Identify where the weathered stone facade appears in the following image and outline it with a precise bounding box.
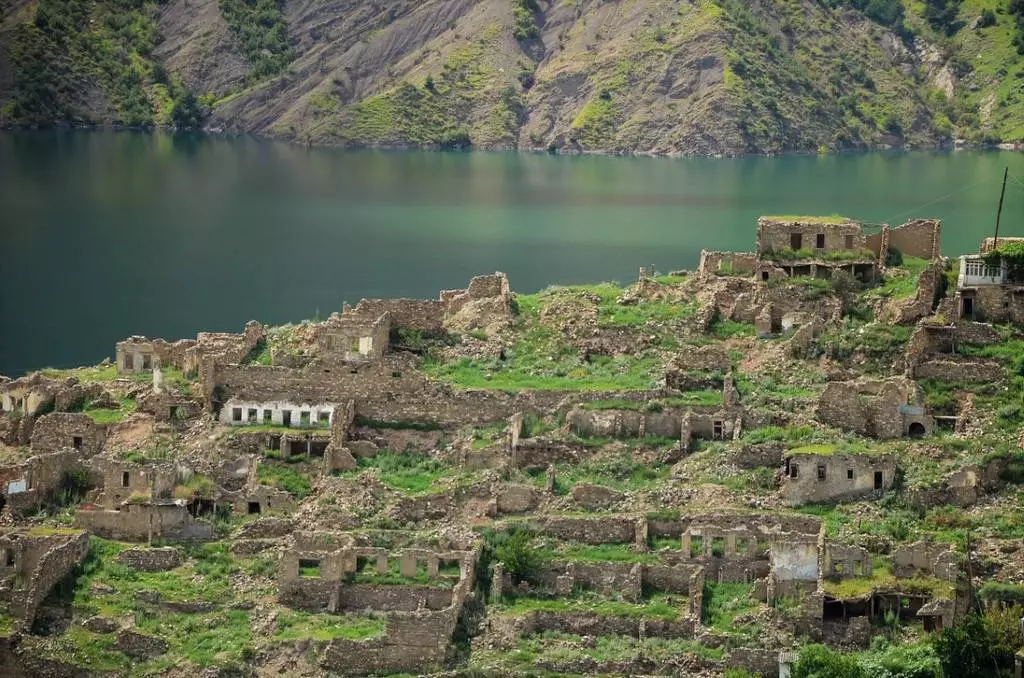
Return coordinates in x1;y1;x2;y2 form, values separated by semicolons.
757;217;867;256
781;453;896;506
0;529;89;629
316;311;391;363
816;377;931;439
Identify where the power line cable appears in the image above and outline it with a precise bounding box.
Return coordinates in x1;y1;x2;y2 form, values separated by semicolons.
881;181;981;224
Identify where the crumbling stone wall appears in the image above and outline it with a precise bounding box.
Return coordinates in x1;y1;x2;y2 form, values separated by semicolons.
30;412;105;457
115;547;182;572
912;357;1004;382
343;298;445;332
824;544;872;579
1;450;85;514
321;608;459;675
75;501;215;541
0;530;89;628
182;321;265;375
317;312;391;363
781;453;896;506
892;541;961;581
866;219;942;261
530;516;641;545
698;250;758;277
816;377;929;439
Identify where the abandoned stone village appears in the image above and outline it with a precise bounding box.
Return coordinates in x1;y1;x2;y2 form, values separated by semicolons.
2;216;1024;677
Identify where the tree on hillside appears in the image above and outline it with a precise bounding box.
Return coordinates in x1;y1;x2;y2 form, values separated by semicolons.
922;0;962;34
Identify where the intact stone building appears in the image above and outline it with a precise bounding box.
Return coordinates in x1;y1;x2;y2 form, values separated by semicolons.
782;452;897;506
954;237;1024;323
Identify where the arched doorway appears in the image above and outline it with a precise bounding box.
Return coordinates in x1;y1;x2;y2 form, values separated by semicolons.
908;422;926;438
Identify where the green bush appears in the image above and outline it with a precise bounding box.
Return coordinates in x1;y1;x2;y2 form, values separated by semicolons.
932;611;1021;676
480;525;541;588
858;637;941;678
793;644;864;678
885;246;903;267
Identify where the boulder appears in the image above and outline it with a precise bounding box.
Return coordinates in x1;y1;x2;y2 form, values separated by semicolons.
115;547;182;572
114;630;168;659
571;483;624;510
495;484;539;514
83;616;118;634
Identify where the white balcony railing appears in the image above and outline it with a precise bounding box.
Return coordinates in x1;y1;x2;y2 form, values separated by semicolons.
961;256;1006;286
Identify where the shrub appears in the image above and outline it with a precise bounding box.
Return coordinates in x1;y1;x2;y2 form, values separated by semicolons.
792;644;864;678
480;525;541;587
978;8;996;28
932;612;1020;676
885;246;903;267
858;637;941;678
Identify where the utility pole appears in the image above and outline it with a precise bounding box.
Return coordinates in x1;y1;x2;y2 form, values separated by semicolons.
994;166;1008;250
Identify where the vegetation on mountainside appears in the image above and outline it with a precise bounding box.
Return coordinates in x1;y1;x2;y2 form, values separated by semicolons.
218;0;293;81
2;0;206;127
3;0;1024;147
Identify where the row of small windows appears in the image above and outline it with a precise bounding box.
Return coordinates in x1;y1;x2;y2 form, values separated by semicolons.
789;233;855;250
789;463;885;489
231;407;330;427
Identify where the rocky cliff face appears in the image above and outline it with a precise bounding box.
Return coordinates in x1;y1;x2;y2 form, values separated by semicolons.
1;0;1022;155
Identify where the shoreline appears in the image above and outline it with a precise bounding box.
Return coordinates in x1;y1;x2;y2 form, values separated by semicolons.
2;122;1023;157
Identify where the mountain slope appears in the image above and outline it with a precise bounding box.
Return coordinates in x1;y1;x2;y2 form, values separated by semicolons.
0;0;1022;154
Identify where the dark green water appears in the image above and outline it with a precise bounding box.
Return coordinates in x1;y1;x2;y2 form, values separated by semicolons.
1;130;1023;376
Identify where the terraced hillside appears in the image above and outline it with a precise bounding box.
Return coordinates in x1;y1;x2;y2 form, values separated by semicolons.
0;0;1022;153
1;223;1024;676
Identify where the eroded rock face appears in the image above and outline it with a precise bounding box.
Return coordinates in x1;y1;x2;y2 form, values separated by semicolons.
115;547;183;572
495;484;539;514
571;483;623;510
114;630;169;659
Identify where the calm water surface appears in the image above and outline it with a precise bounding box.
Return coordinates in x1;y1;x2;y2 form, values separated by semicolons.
2;130;1023;375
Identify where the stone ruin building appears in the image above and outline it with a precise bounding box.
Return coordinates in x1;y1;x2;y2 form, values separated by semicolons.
698;216;941;284
952;236;1024;323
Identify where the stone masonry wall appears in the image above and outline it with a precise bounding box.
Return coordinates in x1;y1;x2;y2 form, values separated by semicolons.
782;453;896;506
30;413;105;457
757;218;865;254
343;299;445;332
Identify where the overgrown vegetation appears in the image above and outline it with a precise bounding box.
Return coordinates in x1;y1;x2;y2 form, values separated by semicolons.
218;0;294;81
5;0;207;127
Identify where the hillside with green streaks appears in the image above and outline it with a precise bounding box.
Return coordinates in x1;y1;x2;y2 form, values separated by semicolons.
1;0;1022;154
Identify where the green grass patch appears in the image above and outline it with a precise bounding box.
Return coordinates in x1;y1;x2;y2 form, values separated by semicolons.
256;463;311;499
40;364;119;382
496;592;682;621
83;396;136;425
538;542;662;564
701;582;759;635
339;450;456;494
274;610;385;641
